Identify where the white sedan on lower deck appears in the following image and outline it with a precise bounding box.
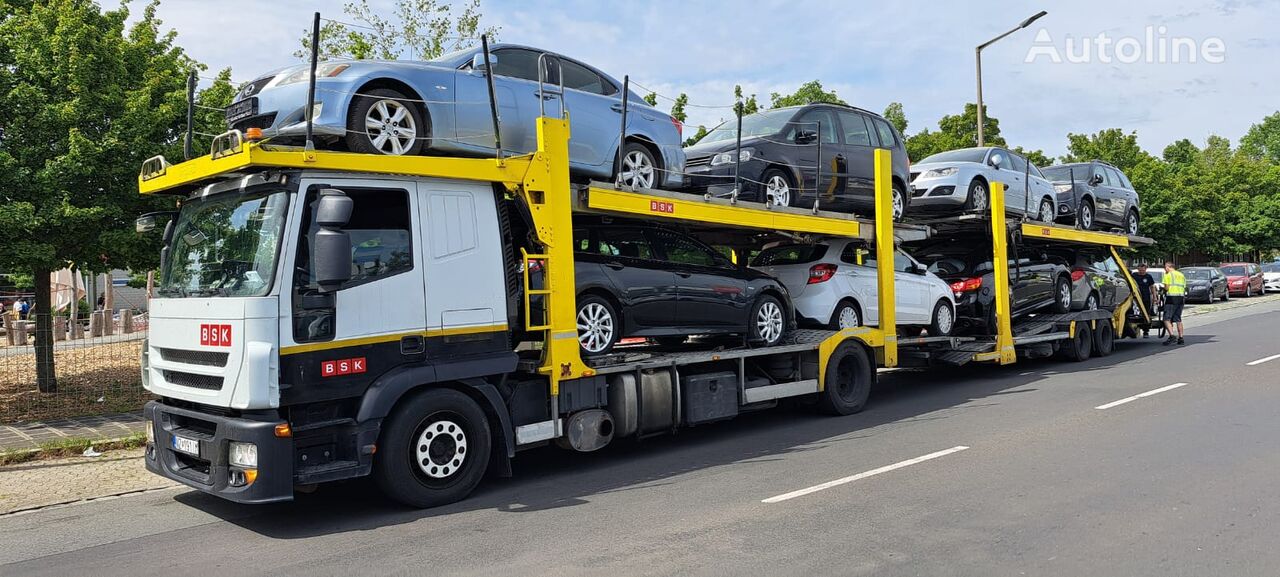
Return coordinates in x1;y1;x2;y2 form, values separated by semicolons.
751;239;957;335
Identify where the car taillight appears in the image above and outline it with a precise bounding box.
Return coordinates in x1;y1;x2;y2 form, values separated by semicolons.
949;277;982;293
1071;267;1086;282
671;116;683;137
808;263;837;284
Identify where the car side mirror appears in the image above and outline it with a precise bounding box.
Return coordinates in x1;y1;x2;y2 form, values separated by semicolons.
795;130;817;144
1089;173;1103;186
313;189;354;292
471;52;496;72
988;153;1004;168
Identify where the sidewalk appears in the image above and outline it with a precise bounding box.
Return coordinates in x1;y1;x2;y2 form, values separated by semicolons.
0;412;146;452
0;448;176;515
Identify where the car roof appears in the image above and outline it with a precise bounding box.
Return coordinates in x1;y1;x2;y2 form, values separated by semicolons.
773;102;887;120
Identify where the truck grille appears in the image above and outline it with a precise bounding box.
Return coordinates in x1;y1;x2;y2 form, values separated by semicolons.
162;370;224;391
158;348;229;367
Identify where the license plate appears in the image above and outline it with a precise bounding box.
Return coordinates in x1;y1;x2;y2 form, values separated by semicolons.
224;98;258;124
171;434;200;457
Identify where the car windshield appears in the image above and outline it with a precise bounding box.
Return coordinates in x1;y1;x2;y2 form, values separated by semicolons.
157;189;290;298
919;148;991;165
1184;269;1212;280
1263;263;1280;273
751;244;829;266
1041;165;1088;182
1219;265;1247;276
699;108;799;144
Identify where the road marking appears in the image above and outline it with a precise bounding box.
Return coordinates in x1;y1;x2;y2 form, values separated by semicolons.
1246;353;1280;366
1095;382;1189;410
762;446;969;504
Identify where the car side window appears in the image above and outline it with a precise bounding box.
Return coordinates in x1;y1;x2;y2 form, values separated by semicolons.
1117;170;1134;190
872;118;897;149
1104;167;1124;188
1009;153;1028;173
1030;163;1045;178
789;109;838;144
491;48;542;82
839;243;862;265
893;250;916;272
1095;166;1113;186
651;230;722;267
560;59;615;96
596;228;653;259
837;111;872;146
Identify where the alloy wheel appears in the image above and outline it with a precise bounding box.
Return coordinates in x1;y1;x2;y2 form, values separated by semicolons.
1080;204;1094;229
892;188;905;220
414;419;467;480
972;184;988;211
618;150;656;189
837;305;859;329
756;301;784;343
1086;293;1099;310
365;99;417;155
766;175;791;206
1039;200;1055;222
1059;282;1072;310
1127;212;1139;235
576;302;615;354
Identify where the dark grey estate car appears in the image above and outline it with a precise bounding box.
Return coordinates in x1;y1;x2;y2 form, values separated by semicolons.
1041;160;1141;235
682;104;913;220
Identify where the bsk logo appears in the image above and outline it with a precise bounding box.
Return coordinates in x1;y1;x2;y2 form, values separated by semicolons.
650;200;674;214
321;357;368;377
199;324;232;347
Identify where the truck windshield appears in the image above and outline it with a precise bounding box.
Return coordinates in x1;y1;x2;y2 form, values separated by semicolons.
157;189;290;298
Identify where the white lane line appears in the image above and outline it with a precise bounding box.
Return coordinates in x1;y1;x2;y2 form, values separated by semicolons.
1095;382;1189;410
762;446;969;504
1247;353;1280;366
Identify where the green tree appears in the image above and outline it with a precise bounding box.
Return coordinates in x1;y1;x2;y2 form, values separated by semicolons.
883;102;907;134
733;85;759;115
1239;111;1280;164
670;93;688;123
1011;146;1052;167
0;0;213;392
684;125;709;147
903;103;1003;162
1060;129;1150;173
298;0;499;61
1162;138;1200;165
769;80;846;108
641;92;657;106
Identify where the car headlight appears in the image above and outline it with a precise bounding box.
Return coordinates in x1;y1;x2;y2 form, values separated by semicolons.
229;442;258;468
923;167;957;178
710;149;753;166
1054;183;1074;193
273;62;351;87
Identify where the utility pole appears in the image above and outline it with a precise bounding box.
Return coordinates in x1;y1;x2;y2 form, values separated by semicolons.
976;10;1047;146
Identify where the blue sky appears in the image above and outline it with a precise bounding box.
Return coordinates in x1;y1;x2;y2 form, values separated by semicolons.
136;0;1278;159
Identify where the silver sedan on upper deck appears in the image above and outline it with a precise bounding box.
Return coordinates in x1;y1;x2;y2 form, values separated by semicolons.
908;147;1057;221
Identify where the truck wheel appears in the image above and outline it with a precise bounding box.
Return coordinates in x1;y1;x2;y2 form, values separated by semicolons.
374;388;492;508
750;295;787;347
1093;320;1115;356
346;88;426;156
1057;322;1093;362
1053;276;1073;313
817;342;873;416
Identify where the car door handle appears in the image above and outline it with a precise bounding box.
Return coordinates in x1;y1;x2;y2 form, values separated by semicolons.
605;261;625;270
610;103;624;113
534;92;557;100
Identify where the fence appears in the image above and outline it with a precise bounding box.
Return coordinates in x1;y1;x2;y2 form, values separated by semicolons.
0;311;149;425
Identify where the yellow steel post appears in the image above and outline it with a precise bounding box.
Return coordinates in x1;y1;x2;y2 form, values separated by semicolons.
1111;246;1150;328
873;148;897;367
988;181;1017;365
520;117;593;395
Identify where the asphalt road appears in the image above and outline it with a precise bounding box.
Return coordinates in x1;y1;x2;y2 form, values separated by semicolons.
3;299;1279;577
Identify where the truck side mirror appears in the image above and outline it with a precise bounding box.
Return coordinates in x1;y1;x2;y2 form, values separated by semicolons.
135;211;177;233
313;189;354;292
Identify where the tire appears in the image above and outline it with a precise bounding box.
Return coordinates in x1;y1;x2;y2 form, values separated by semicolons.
892;183;907;221
1085;291;1100;311
1245;285;1253;298
828;300;861;330
1125;210;1140;236
928;300;954;336
1077;200;1096;230
1052;275;1073;314
1037;198;1055;223
750;294;787;347
1222;288;1229;302
1057;322;1093;362
374;388;492;508
1093;320;1115;356
576;295;620;355
817;342;873;416
346;88;426;156
615;142;658;190
964;179;989;212
760;167;796;207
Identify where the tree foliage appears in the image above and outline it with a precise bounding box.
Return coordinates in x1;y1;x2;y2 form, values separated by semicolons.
641;92;657;106
733;84;759;116
297;0;499;61
883;102;907;134
904;103;1005;162
769;80;846;109
669;93;688;123
1240;111;1280;164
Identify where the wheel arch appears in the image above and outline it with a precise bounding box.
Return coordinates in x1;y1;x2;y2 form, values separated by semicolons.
614;136;665;176
354;77;433;136
757;285;795;326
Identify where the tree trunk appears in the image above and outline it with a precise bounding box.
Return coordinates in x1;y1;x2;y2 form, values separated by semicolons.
33;266;57;394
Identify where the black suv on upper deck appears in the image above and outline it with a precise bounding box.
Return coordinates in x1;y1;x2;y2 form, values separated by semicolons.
1040;160;1142;235
681;104;913;220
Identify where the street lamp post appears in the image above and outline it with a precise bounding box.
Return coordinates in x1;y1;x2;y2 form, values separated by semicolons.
976;10;1047;146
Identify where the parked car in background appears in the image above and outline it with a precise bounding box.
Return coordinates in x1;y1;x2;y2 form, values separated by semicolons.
1183;266;1229;303
750;239;956;335
912;238;1072;334
909;147;1058;221
683;104;913;219
1040;161;1141;235
226;44;685;189
1262;262;1280;293
1047;247;1132;310
1219;262;1265;297
572;221;792;354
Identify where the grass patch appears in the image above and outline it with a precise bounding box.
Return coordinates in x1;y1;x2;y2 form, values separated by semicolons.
0;433;146;467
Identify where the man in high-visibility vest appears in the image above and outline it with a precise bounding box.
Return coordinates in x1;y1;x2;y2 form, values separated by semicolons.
1162;261;1186;345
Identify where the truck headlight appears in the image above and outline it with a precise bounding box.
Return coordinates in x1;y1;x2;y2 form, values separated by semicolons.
710;149;752;166
923;167;957;178
229;442;258;468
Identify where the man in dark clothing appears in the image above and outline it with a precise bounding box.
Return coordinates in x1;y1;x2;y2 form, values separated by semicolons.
1132;264;1157;337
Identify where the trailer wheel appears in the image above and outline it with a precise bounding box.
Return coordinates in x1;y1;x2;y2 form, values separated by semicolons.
818;342;873;416
374;388;492;508
1057;322;1093;362
1093;320;1115;356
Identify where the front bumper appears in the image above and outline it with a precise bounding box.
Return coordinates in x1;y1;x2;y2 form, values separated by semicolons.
1265;278;1280;291
908;175;964;210
1186;286;1212;300
682;159;765;198
144;401;294;504
229;79;353;141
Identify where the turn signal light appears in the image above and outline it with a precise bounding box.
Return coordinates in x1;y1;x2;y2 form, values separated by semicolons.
244;127;264;141
808;263;837;284
949;277;983;293
274;423;292;438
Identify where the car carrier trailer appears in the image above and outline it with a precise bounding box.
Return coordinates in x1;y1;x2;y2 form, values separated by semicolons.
135;108;1154;508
